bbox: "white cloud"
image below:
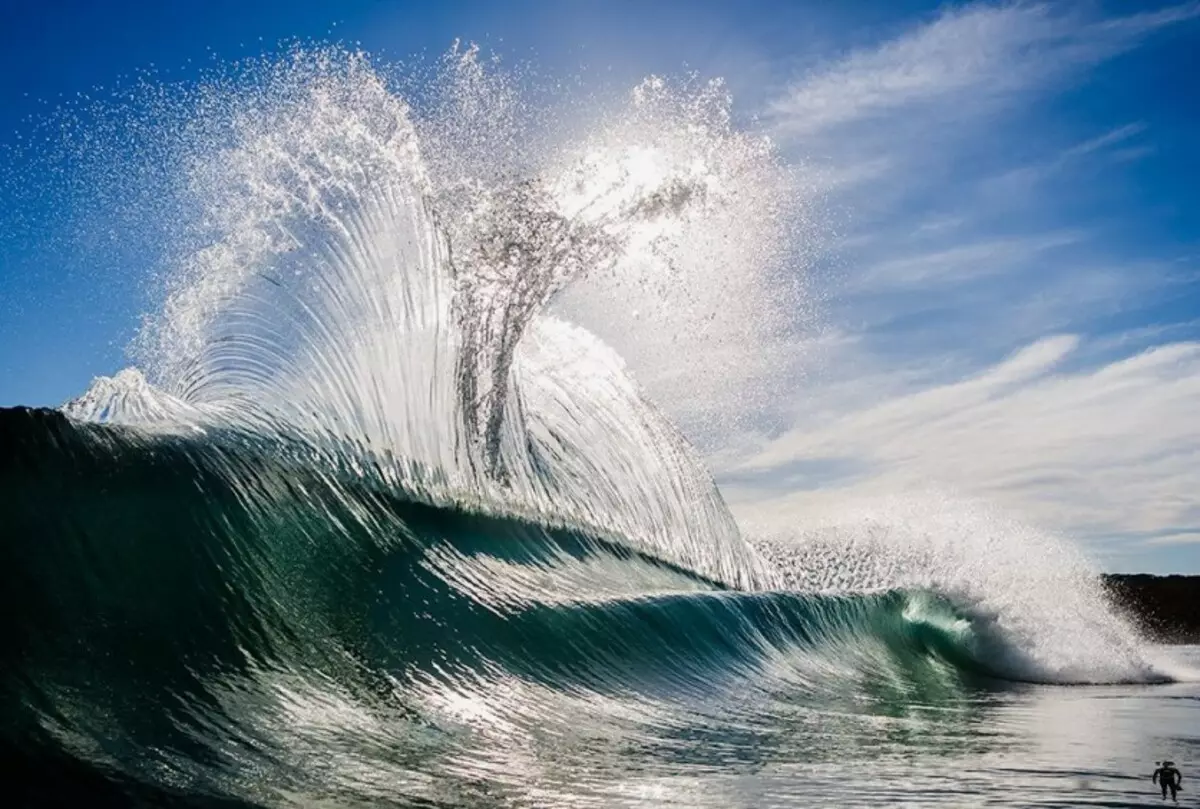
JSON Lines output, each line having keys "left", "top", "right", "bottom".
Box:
{"left": 1060, "top": 122, "right": 1148, "bottom": 160}
{"left": 768, "top": 2, "right": 1198, "bottom": 140}
{"left": 764, "top": 1, "right": 1196, "bottom": 221}
{"left": 857, "top": 231, "right": 1082, "bottom": 288}
{"left": 1142, "top": 531, "right": 1200, "bottom": 547}
{"left": 978, "top": 122, "right": 1153, "bottom": 201}
{"left": 721, "top": 336, "right": 1200, "bottom": 551}
{"left": 769, "top": 3, "right": 1055, "bottom": 136}
{"left": 714, "top": 2, "right": 1200, "bottom": 571}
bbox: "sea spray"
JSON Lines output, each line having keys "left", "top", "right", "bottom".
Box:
{"left": 746, "top": 494, "right": 1170, "bottom": 683}
{"left": 71, "top": 46, "right": 787, "bottom": 588}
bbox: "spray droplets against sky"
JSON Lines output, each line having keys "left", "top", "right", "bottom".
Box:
{"left": 19, "top": 45, "right": 817, "bottom": 453}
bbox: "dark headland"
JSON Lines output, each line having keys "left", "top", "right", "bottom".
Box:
{"left": 1102, "top": 574, "right": 1200, "bottom": 644}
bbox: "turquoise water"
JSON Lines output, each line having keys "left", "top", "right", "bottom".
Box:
{"left": 620, "top": 646, "right": 1200, "bottom": 808}
{"left": 396, "top": 652, "right": 1200, "bottom": 807}
{"left": 3, "top": 410, "right": 1196, "bottom": 807}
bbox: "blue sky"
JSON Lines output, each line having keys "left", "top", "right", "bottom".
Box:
{"left": 2, "top": 1, "right": 1199, "bottom": 572}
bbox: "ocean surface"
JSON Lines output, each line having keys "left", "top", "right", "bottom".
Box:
{"left": 3, "top": 48, "right": 1198, "bottom": 808}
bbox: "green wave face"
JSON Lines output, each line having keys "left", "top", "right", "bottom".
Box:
{"left": 1, "top": 407, "right": 1037, "bottom": 807}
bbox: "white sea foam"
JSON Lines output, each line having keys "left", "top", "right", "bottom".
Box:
{"left": 748, "top": 493, "right": 1187, "bottom": 683}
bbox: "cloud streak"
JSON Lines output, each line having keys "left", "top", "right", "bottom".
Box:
{"left": 722, "top": 336, "right": 1200, "bottom": 549}
{"left": 768, "top": 2, "right": 1199, "bottom": 140}
{"left": 715, "top": 2, "right": 1200, "bottom": 572}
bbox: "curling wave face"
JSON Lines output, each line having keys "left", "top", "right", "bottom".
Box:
{"left": 0, "top": 47, "right": 1180, "bottom": 808}
{"left": 0, "top": 407, "right": 1099, "bottom": 807}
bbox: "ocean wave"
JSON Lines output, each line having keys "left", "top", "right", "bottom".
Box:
{"left": 0, "top": 46, "right": 1179, "bottom": 808}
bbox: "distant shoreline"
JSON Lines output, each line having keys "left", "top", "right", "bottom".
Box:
{"left": 1102, "top": 574, "right": 1200, "bottom": 644}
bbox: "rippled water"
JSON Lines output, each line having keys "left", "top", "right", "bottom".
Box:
{"left": 426, "top": 647, "right": 1199, "bottom": 808}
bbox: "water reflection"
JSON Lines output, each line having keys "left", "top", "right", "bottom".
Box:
{"left": 387, "top": 646, "right": 1200, "bottom": 808}
{"left": 96, "top": 638, "right": 1200, "bottom": 807}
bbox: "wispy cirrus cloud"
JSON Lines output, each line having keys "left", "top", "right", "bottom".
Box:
{"left": 768, "top": 2, "right": 1199, "bottom": 140}
{"left": 718, "top": 2, "right": 1200, "bottom": 572}
{"left": 856, "top": 230, "right": 1083, "bottom": 288}
{"left": 721, "top": 335, "right": 1200, "bottom": 547}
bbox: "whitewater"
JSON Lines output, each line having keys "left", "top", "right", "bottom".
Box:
{"left": 2, "top": 46, "right": 1197, "bottom": 808}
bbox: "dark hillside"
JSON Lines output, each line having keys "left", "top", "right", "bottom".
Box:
{"left": 1102, "top": 574, "right": 1200, "bottom": 644}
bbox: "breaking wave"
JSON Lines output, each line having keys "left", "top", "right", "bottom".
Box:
{"left": 0, "top": 46, "right": 1175, "bottom": 808}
